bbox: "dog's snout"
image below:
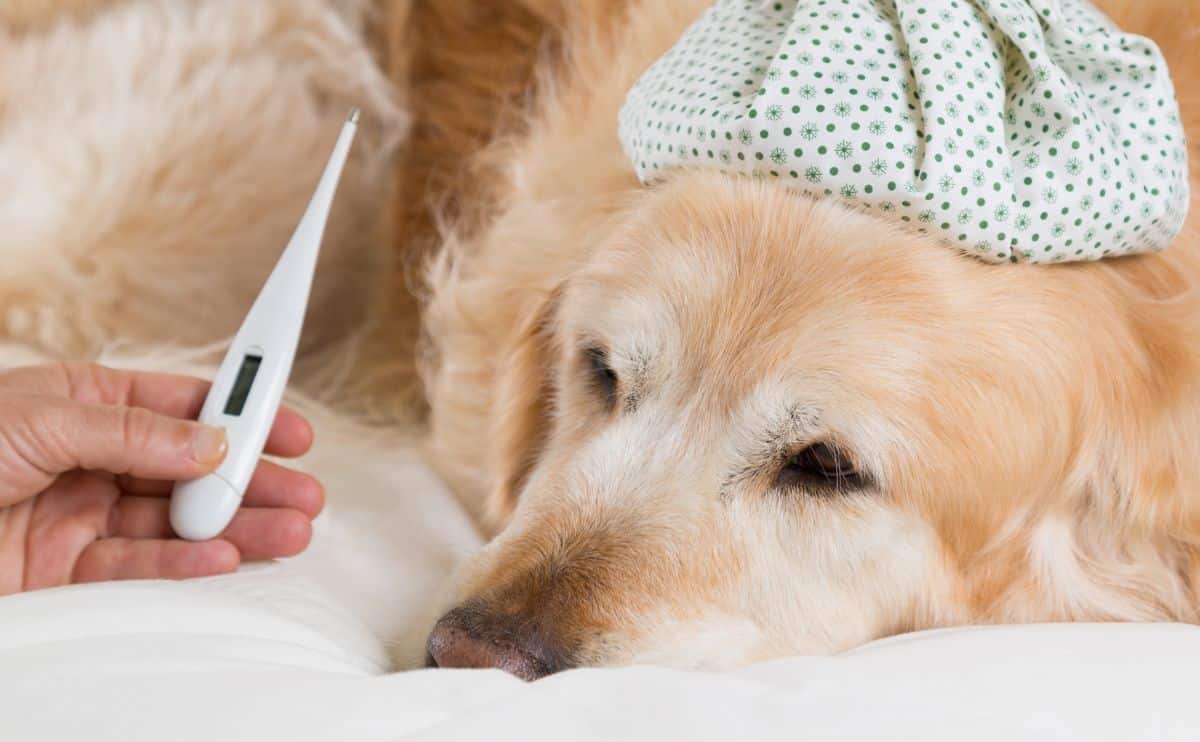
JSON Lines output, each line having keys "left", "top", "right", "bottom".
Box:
{"left": 425, "top": 605, "right": 565, "bottom": 681}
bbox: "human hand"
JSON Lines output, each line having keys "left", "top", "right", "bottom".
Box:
{"left": 0, "top": 362, "right": 323, "bottom": 595}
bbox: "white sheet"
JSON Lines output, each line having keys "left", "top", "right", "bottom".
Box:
{"left": 4, "top": 606, "right": 1198, "bottom": 741}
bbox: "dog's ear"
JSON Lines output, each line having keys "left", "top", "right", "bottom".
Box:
{"left": 1062, "top": 284, "right": 1200, "bottom": 620}
{"left": 484, "top": 285, "right": 563, "bottom": 532}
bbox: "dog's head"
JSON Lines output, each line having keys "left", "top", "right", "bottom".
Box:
{"left": 427, "top": 173, "right": 1200, "bottom": 679}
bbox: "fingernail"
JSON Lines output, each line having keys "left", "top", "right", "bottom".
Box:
{"left": 191, "top": 425, "right": 227, "bottom": 466}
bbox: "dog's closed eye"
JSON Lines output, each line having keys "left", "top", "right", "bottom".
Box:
{"left": 774, "top": 442, "right": 866, "bottom": 493}
{"left": 583, "top": 345, "right": 619, "bottom": 409}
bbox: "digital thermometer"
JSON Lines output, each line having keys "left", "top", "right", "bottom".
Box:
{"left": 169, "top": 108, "right": 360, "bottom": 541}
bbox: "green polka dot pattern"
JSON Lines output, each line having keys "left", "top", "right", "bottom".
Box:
{"left": 618, "top": 0, "right": 1189, "bottom": 263}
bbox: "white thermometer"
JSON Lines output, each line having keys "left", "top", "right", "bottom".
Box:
{"left": 169, "top": 108, "right": 360, "bottom": 541}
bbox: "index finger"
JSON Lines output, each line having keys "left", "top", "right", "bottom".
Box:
{"left": 0, "top": 362, "right": 313, "bottom": 456}
{"left": 0, "top": 362, "right": 209, "bottom": 414}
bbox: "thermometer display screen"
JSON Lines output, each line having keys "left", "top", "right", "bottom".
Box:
{"left": 223, "top": 354, "right": 263, "bottom": 416}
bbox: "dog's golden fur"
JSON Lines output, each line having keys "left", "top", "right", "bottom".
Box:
{"left": 0, "top": 0, "right": 412, "bottom": 415}
{"left": 417, "top": 0, "right": 1200, "bottom": 670}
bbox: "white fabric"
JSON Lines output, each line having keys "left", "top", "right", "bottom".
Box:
{"left": 618, "top": 0, "right": 1191, "bottom": 263}
{"left": 3, "top": 604, "right": 1199, "bottom": 741}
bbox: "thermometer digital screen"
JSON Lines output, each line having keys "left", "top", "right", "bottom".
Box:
{"left": 223, "top": 354, "right": 263, "bottom": 416}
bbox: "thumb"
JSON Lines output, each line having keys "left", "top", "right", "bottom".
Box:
{"left": 15, "top": 396, "right": 228, "bottom": 482}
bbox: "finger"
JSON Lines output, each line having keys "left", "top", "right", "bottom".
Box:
{"left": 0, "top": 363, "right": 211, "bottom": 417}
{"left": 220, "top": 507, "right": 312, "bottom": 561}
{"left": 113, "top": 475, "right": 175, "bottom": 496}
{"left": 110, "top": 499, "right": 315, "bottom": 559}
{"left": 72, "top": 538, "right": 240, "bottom": 583}
{"left": 23, "top": 397, "right": 227, "bottom": 480}
{"left": 264, "top": 407, "right": 314, "bottom": 458}
{"left": 95, "top": 366, "right": 313, "bottom": 454}
{"left": 111, "top": 409, "right": 309, "bottom": 480}
{"left": 243, "top": 461, "right": 324, "bottom": 516}
{"left": 106, "top": 500, "right": 312, "bottom": 561}
{"left": 109, "top": 495, "right": 173, "bottom": 539}
{"left": 116, "top": 461, "right": 323, "bottom": 517}
{"left": 1, "top": 363, "right": 312, "bottom": 456}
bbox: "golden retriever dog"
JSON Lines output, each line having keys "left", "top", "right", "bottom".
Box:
{"left": 4, "top": 0, "right": 1199, "bottom": 680}
{"left": 417, "top": 0, "right": 1200, "bottom": 679}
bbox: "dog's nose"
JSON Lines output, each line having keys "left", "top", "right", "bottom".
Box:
{"left": 425, "top": 605, "right": 564, "bottom": 681}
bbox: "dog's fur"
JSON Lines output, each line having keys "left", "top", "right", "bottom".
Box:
{"left": 0, "top": 0, "right": 413, "bottom": 415}
{"left": 417, "top": 0, "right": 1200, "bottom": 672}
{"left": 2, "top": 0, "right": 1199, "bottom": 675}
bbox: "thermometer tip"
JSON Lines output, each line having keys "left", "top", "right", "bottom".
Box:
{"left": 348, "top": 107, "right": 361, "bottom": 125}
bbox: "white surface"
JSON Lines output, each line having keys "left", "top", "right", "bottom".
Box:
{"left": 3, "top": 605, "right": 1198, "bottom": 741}
{"left": 170, "top": 112, "right": 360, "bottom": 541}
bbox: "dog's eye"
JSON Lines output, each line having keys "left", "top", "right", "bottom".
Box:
{"left": 583, "top": 346, "right": 618, "bottom": 407}
{"left": 776, "top": 442, "right": 865, "bottom": 492}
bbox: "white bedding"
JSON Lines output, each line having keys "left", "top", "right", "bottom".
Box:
{"left": 4, "top": 588, "right": 1198, "bottom": 742}
{"left": 1, "top": 347, "right": 1198, "bottom": 740}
